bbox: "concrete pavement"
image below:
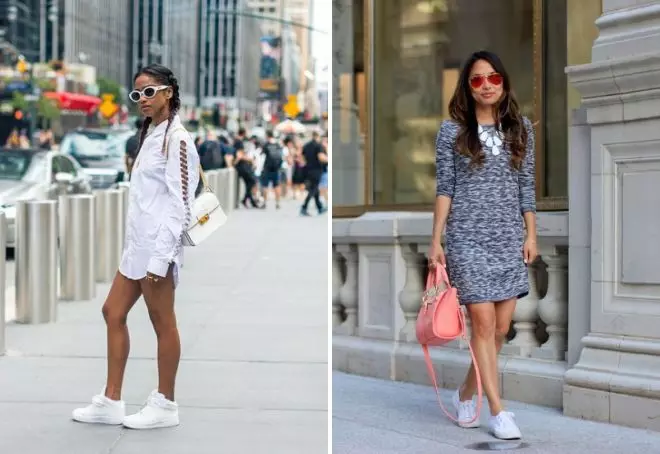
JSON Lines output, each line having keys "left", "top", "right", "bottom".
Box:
{"left": 0, "top": 199, "right": 328, "bottom": 454}
{"left": 333, "top": 371, "right": 660, "bottom": 454}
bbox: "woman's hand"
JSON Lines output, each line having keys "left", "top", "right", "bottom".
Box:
{"left": 428, "top": 243, "right": 446, "bottom": 269}
{"left": 146, "top": 272, "right": 161, "bottom": 283}
{"left": 523, "top": 237, "right": 537, "bottom": 265}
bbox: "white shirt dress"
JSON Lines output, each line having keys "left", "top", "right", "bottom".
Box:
{"left": 119, "top": 114, "right": 200, "bottom": 288}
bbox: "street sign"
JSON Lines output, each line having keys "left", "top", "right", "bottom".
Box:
{"left": 99, "top": 93, "right": 118, "bottom": 119}
{"left": 283, "top": 95, "right": 299, "bottom": 118}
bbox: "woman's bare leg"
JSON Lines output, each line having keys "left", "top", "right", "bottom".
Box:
{"left": 140, "top": 266, "right": 179, "bottom": 402}
{"left": 460, "top": 298, "right": 517, "bottom": 407}
{"left": 102, "top": 272, "right": 142, "bottom": 400}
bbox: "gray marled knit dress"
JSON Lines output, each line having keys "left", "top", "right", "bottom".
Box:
{"left": 435, "top": 117, "right": 536, "bottom": 305}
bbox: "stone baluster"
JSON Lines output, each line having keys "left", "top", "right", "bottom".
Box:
{"left": 397, "top": 243, "right": 426, "bottom": 342}
{"left": 332, "top": 245, "right": 345, "bottom": 329}
{"left": 533, "top": 247, "right": 569, "bottom": 360}
{"left": 335, "top": 244, "right": 359, "bottom": 336}
{"left": 503, "top": 261, "right": 541, "bottom": 357}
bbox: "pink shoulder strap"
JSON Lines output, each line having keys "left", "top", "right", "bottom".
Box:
{"left": 421, "top": 267, "right": 483, "bottom": 425}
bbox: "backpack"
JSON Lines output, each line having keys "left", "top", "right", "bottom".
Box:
{"left": 263, "top": 142, "right": 283, "bottom": 171}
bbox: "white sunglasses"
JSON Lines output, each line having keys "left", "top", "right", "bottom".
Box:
{"left": 129, "top": 85, "right": 169, "bottom": 102}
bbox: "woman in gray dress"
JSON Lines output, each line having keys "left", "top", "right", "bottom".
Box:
{"left": 428, "top": 50, "right": 537, "bottom": 440}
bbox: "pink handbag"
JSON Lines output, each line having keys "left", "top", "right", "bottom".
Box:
{"left": 415, "top": 265, "right": 482, "bottom": 424}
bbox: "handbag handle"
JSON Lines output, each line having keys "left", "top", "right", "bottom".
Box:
{"left": 165, "top": 125, "right": 211, "bottom": 193}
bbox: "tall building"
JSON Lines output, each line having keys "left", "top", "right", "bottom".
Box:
{"left": 0, "top": 0, "right": 41, "bottom": 63}
{"left": 285, "top": 0, "right": 312, "bottom": 92}
{"left": 131, "top": 0, "right": 200, "bottom": 108}
{"left": 62, "top": 0, "right": 132, "bottom": 88}
{"left": 197, "top": 0, "right": 259, "bottom": 126}
{"left": 246, "top": 0, "right": 283, "bottom": 36}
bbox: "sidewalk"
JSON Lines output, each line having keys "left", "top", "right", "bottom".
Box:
{"left": 333, "top": 371, "right": 660, "bottom": 454}
{"left": 0, "top": 199, "right": 328, "bottom": 454}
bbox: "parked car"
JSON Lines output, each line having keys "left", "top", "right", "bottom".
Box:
{"left": 0, "top": 148, "right": 92, "bottom": 248}
{"left": 59, "top": 128, "right": 134, "bottom": 189}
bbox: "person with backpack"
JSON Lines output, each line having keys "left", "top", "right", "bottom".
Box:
{"left": 260, "top": 130, "right": 283, "bottom": 209}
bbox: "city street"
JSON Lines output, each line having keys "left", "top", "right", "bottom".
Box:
{"left": 0, "top": 199, "right": 328, "bottom": 453}
{"left": 333, "top": 372, "right": 660, "bottom": 453}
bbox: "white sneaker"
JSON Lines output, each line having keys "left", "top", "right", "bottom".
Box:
{"left": 489, "top": 411, "right": 522, "bottom": 440}
{"left": 72, "top": 392, "right": 125, "bottom": 425}
{"left": 123, "top": 390, "right": 179, "bottom": 430}
{"left": 452, "top": 389, "right": 480, "bottom": 428}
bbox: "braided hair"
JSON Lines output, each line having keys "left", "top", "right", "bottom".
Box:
{"left": 133, "top": 64, "right": 181, "bottom": 156}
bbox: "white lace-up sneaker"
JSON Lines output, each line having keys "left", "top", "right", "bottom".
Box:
{"left": 452, "top": 389, "right": 480, "bottom": 428}
{"left": 123, "top": 390, "right": 179, "bottom": 430}
{"left": 489, "top": 411, "right": 522, "bottom": 440}
{"left": 72, "top": 391, "right": 125, "bottom": 425}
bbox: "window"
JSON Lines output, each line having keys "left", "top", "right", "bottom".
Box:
{"left": 372, "top": 0, "right": 535, "bottom": 205}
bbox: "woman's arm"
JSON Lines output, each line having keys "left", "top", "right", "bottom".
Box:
{"left": 147, "top": 133, "right": 196, "bottom": 278}
{"left": 431, "top": 121, "right": 455, "bottom": 251}
{"left": 520, "top": 118, "right": 538, "bottom": 262}
{"left": 519, "top": 118, "right": 537, "bottom": 236}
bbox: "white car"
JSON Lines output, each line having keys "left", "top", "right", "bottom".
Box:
{"left": 0, "top": 148, "right": 92, "bottom": 249}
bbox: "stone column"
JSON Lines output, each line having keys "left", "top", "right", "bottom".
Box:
{"left": 564, "top": 0, "right": 660, "bottom": 431}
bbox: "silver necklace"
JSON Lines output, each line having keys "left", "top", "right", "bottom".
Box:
{"left": 478, "top": 124, "right": 504, "bottom": 156}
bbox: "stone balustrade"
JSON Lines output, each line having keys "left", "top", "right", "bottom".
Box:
{"left": 332, "top": 211, "right": 571, "bottom": 408}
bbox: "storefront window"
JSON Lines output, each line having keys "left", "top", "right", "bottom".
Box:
{"left": 372, "top": 0, "right": 535, "bottom": 205}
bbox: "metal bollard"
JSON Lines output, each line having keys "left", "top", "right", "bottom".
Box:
{"left": 59, "top": 195, "right": 95, "bottom": 301}
{"left": 95, "top": 189, "right": 124, "bottom": 283}
{"left": 206, "top": 170, "right": 219, "bottom": 193}
{"left": 217, "top": 170, "right": 231, "bottom": 212}
{"left": 0, "top": 212, "right": 6, "bottom": 354}
{"left": 15, "top": 200, "right": 58, "bottom": 324}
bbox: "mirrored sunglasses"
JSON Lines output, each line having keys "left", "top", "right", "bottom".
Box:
{"left": 128, "top": 85, "right": 169, "bottom": 102}
{"left": 469, "top": 73, "right": 503, "bottom": 89}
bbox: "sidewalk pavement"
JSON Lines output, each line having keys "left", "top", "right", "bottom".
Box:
{"left": 0, "top": 199, "right": 328, "bottom": 454}
{"left": 333, "top": 371, "right": 660, "bottom": 454}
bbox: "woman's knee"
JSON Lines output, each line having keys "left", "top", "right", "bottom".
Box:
{"left": 468, "top": 304, "right": 497, "bottom": 340}
{"left": 147, "top": 308, "right": 177, "bottom": 336}
{"left": 495, "top": 322, "right": 511, "bottom": 344}
{"left": 102, "top": 303, "right": 128, "bottom": 327}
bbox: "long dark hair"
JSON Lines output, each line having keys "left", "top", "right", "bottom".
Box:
{"left": 448, "top": 50, "right": 527, "bottom": 170}
{"left": 133, "top": 64, "right": 181, "bottom": 156}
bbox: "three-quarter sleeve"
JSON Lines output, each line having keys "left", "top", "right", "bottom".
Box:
{"left": 435, "top": 120, "right": 456, "bottom": 198}
{"left": 519, "top": 117, "right": 536, "bottom": 214}
{"left": 146, "top": 133, "right": 195, "bottom": 277}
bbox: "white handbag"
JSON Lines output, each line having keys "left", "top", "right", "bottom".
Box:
{"left": 167, "top": 126, "right": 227, "bottom": 247}
{"left": 181, "top": 168, "right": 227, "bottom": 246}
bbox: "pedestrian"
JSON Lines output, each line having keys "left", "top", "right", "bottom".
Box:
{"left": 72, "top": 63, "right": 201, "bottom": 430}
{"left": 260, "top": 130, "right": 284, "bottom": 209}
{"left": 300, "top": 131, "right": 327, "bottom": 216}
{"left": 428, "top": 50, "right": 537, "bottom": 440}
{"left": 124, "top": 117, "right": 143, "bottom": 178}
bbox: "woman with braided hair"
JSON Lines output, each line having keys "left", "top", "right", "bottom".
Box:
{"left": 72, "top": 64, "right": 200, "bottom": 429}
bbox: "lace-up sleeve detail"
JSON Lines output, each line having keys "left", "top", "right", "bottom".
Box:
{"left": 146, "top": 132, "right": 195, "bottom": 277}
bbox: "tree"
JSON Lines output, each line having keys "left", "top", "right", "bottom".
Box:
{"left": 97, "top": 77, "right": 123, "bottom": 103}
{"left": 11, "top": 92, "right": 27, "bottom": 111}
{"left": 37, "top": 95, "right": 60, "bottom": 121}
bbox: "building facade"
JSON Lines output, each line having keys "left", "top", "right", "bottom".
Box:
{"left": 197, "top": 0, "right": 259, "bottom": 125}
{"left": 131, "top": 0, "right": 199, "bottom": 107}
{"left": 333, "top": 0, "right": 660, "bottom": 432}
{"left": 0, "top": 0, "right": 41, "bottom": 63}
{"left": 246, "top": 0, "right": 283, "bottom": 36}
{"left": 61, "top": 0, "right": 132, "bottom": 89}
